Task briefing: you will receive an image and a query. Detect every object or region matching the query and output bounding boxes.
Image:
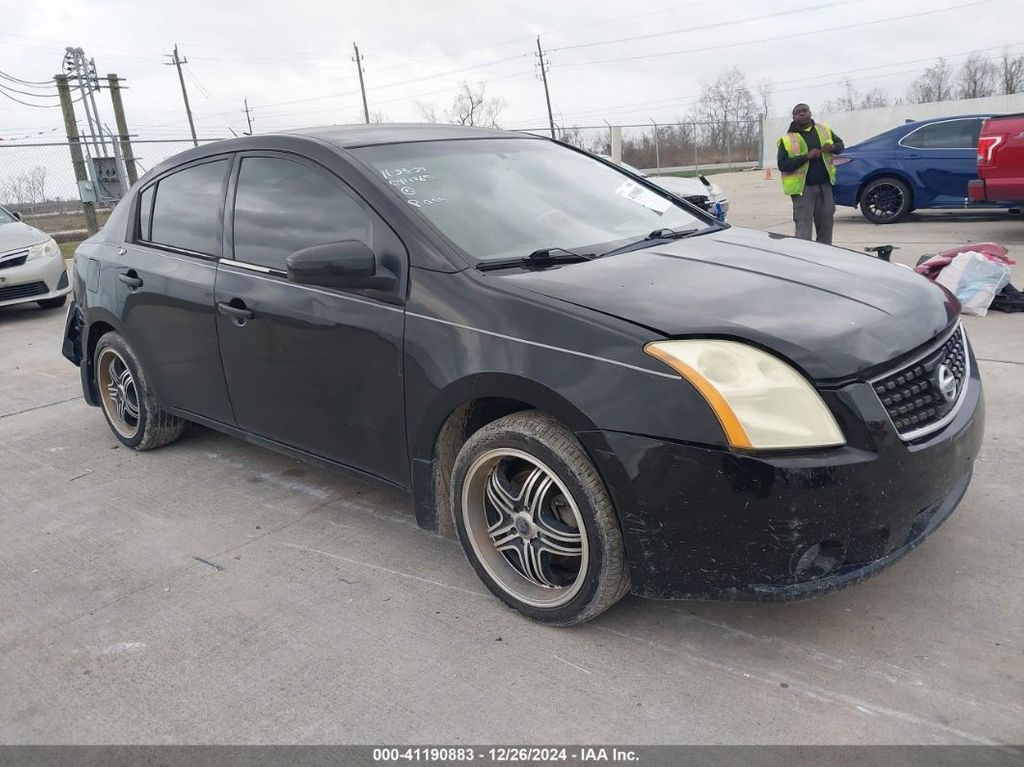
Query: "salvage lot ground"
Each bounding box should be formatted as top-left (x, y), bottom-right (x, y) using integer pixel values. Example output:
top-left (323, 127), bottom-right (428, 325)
top-left (1, 171), bottom-right (1021, 745)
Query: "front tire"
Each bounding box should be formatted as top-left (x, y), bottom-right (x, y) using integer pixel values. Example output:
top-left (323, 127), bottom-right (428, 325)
top-left (860, 177), bottom-right (912, 224)
top-left (451, 412), bottom-right (629, 626)
top-left (94, 331), bottom-right (185, 450)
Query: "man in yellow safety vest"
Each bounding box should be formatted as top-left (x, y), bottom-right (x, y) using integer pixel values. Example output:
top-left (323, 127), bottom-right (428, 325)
top-left (777, 103), bottom-right (845, 245)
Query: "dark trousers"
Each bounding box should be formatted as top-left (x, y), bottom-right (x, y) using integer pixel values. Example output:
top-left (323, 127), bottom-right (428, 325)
top-left (791, 183), bottom-right (835, 245)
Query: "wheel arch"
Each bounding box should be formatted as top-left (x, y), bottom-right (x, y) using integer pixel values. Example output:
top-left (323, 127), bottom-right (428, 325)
top-left (80, 308), bottom-right (127, 407)
top-left (409, 373), bottom-right (603, 537)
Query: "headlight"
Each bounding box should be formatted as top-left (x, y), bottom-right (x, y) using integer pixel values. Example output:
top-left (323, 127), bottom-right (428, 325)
top-left (644, 340), bottom-right (845, 450)
top-left (27, 238), bottom-right (60, 261)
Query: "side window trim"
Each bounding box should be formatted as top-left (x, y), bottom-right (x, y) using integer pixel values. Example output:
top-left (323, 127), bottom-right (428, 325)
top-left (133, 154), bottom-right (235, 260)
top-left (134, 182), bottom-right (156, 242)
top-left (899, 118), bottom-right (979, 150)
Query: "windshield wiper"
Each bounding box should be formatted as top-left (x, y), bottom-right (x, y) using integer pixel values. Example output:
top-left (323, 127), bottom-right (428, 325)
top-left (597, 227), bottom-right (701, 258)
top-left (476, 248), bottom-right (595, 272)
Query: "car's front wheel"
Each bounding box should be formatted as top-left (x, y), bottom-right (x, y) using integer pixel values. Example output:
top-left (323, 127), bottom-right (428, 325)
top-left (94, 331), bottom-right (185, 450)
top-left (860, 177), bottom-right (912, 223)
top-left (451, 412), bottom-right (629, 626)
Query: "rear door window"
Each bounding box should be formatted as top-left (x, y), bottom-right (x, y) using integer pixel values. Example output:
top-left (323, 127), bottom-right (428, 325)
top-left (902, 119), bottom-right (980, 149)
top-left (231, 156), bottom-right (371, 272)
top-left (146, 159), bottom-right (229, 255)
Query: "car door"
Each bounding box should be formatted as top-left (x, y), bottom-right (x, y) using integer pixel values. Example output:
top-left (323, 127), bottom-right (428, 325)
top-left (215, 151), bottom-right (408, 486)
top-left (117, 155), bottom-right (235, 424)
top-left (899, 118), bottom-right (983, 205)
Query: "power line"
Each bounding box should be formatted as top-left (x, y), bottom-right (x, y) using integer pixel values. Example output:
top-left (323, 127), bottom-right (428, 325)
top-left (505, 40), bottom-right (1023, 126)
top-left (550, 0), bottom-right (870, 53)
top-left (0, 68), bottom-right (54, 86)
top-left (0, 84), bottom-right (74, 108)
top-left (0, 80), bottom-right (59, 99)
top-left (553, 0), bottom-right (1000, 68)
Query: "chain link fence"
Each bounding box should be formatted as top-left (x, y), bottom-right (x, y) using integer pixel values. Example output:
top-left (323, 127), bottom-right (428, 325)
top-left (0, 138), bottom-right (225, 241)
top-left (519, 119), bottom-right (765, 174)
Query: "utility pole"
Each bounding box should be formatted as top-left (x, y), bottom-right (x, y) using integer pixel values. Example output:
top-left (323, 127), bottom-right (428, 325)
top-left (243, 97), bottom-right (253, 135)
top-left (535, 36), bottom-right (555, 139)
top-left (353, 43), bottom-right (370, 124)
top-left (55, 74), bottom-right (98, 235)
top-left (107, 74), bottom-right (138, 185)
top-left (167, 44), bottom-right (197, 147)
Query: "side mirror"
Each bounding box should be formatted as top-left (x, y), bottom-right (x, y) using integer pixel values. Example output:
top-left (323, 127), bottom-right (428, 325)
top-left (286, 240), bottom-right (396, 291)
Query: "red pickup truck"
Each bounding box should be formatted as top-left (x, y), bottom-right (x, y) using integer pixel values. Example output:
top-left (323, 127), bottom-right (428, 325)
top-left (968, 113), bottom-right (1024, 210)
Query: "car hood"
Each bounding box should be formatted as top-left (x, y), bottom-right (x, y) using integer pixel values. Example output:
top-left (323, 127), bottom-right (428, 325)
top-left (497, 226), bottom-right (958, 380)
top-left (0, 221), bottom-right (48, 253)
top-left (650, 176), bottom-right (725, 199)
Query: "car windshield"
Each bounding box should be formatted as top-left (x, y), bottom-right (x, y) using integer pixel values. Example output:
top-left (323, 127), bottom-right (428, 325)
top-left (352, 138), bottom-right (710, 262)
top-left (0, 207), bottom-right (17, 225)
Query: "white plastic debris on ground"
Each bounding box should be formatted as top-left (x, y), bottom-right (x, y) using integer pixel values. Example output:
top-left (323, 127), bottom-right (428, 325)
top-left (934, 251), bottom-right (1013, 317)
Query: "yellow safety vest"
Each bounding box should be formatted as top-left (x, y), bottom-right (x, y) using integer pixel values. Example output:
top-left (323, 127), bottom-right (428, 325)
top-left (777, 123), bottom-right (836, 196)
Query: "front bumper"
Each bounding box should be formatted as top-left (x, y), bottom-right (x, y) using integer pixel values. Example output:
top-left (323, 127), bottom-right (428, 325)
top-left (0, 253), bottom-right (70, 308)
top-left (579, 357), bottom-right (985, 601)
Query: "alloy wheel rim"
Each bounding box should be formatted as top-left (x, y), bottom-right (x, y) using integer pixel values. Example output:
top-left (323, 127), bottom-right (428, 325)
top-left (97, 348), bottom-right (140, 439)
top-left (866, 183), bottom-right (904, 219)
top-left (462, 448), bottom-right (589, 608)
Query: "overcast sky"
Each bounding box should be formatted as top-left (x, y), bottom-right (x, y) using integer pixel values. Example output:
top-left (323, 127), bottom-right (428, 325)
top-left (0, 0), bottom-right (1020, 141)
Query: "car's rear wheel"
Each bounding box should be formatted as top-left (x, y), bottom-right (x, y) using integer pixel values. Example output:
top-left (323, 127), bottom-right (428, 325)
top-left (37, 296), bottom-right (67, 310)
top-left (451, 412), bottom-right (629, 626)
top-left (94, 332), bottom-right (185, 450)
top-left (860, 177), bottom-right (912, 224)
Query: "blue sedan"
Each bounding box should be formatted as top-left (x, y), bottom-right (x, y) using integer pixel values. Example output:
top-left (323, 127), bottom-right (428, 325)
top-left (833, 114), bottom-right (1007, 223)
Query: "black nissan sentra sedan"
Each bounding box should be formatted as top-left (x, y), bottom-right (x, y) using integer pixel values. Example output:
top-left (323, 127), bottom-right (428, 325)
top-left (62, 125), bottom-right (983, 625)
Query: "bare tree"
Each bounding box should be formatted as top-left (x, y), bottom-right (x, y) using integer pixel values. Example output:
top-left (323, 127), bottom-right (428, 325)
top-left (907, 58), bottom-right (954, 103)
top-left (369, 110), bottom-right (391, 124)
top-left (418, 81), bottom-right (505, 128)
top-left (689, 67), bottom-right (757, 151)
top-left (824, 79), bottom-right (889, 112)
top-left (448, 81), bottom-right (505, 128)
top-left (0, 166), bottom-right (48, 209)
top-left (416, 102), bottom-right (441, 124)
top-left (999, 47), bottom-right (1024, 94)
top-left (956, 53), bottom-right (997, 99)
top-left (755, 78), bottom-right (772, 121)
top-left (859, 88), bottom-right (889, 109)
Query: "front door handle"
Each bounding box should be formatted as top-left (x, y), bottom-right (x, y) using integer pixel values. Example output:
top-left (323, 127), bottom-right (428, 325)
top-left (217, 301), bottom-right (254, 323)
top-left (118, 271), bottom-right (143, 289)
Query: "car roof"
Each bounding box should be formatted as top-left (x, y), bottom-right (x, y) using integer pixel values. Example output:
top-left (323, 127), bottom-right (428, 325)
top-left (277, 123), bottom-right (537, 148)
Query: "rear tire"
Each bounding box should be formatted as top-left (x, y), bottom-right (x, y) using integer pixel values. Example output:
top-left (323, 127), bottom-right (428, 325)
top-left (94, 331), bottom-right (185, 450)
top-left (860, 177), bottom-right (912, 224)
top-left (38, 295), bottom-right (67, 310)
top-left (451, 411), bottom-right (629, 626)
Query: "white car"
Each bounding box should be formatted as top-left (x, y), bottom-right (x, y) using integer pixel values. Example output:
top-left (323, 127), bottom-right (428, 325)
top-left (599, 156), bottom-right (729, 222)
top-left (0, 205), bottom-right (70, 310)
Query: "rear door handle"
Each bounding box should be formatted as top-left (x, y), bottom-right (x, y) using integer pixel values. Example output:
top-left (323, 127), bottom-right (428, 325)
top-left (117, 271), bottom-right (143, 289)
top-left (217, 301), bottom-right (254, 322)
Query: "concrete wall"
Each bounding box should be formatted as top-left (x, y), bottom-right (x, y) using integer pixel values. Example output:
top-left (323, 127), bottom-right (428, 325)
top-left (761, 93), bottom-right (1024, 166)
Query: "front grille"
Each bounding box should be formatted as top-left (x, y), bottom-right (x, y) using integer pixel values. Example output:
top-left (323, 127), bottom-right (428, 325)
top-left (0, 250), bottom-right (29, 270)
top-left (0, 281), bottom-right (48, 302)
top-left (872, 325), bottom-right (969, 440)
